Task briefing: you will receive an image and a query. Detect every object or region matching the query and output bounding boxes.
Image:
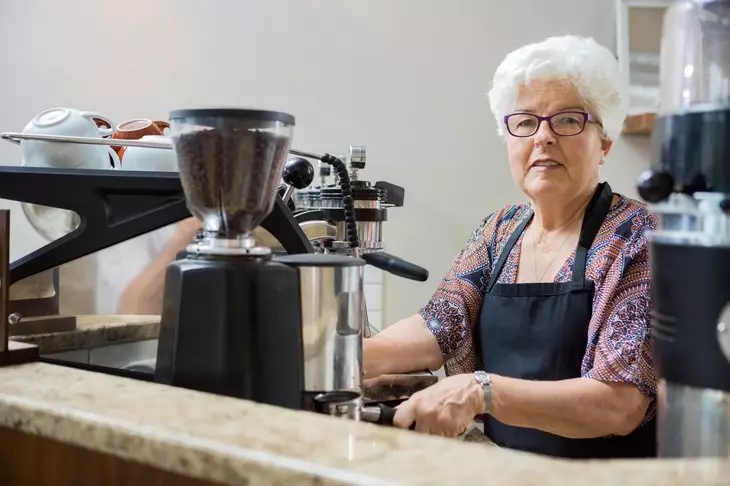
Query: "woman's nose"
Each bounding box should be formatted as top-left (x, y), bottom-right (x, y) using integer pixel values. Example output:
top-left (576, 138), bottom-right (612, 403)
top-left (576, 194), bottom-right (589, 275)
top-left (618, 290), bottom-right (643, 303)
top-left (533, 120), bottom-right (556, 146)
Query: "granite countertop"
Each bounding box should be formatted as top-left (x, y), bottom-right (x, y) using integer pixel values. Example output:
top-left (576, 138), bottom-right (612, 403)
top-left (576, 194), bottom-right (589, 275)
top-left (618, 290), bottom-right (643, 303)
top-left (0, 362), bottom-right (727, 485)
top-left (10, 315), bottom-right (160, 354)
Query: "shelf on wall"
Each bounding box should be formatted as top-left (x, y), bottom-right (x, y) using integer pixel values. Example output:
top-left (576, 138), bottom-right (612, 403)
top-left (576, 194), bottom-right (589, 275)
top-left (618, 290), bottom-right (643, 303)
top-left (615, 0), bottom-right (671, 137)
top-left (623, 112), bottom-right (656, 135)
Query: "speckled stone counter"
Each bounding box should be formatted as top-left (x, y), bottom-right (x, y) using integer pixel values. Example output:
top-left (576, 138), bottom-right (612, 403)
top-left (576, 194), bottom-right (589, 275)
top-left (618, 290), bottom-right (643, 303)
top-left (10, 315), bottom-right (160, 354)
top-left (0, 363), bottom-right (726, 485)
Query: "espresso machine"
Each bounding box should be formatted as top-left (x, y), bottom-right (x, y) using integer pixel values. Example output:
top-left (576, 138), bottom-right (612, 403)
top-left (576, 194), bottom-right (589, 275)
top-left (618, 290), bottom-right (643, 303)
top-left (288, 146), bottom-right (404, 257)
top-left (279, 147), bottom-right (418, 338)
top-left (153, 108), bottom-right (430, 420)
top-left (636, 0), bottom-right (730, 458)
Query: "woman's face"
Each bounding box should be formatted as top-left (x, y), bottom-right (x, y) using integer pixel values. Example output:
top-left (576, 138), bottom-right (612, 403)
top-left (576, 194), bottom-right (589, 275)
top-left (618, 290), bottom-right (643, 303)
top-left (505, 79), bottom-right (612, 202)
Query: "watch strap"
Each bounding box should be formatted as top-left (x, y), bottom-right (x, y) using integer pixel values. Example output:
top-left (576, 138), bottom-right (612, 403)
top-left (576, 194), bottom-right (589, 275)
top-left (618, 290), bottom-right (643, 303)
top-left (474, 371), bottom-right (493, 414)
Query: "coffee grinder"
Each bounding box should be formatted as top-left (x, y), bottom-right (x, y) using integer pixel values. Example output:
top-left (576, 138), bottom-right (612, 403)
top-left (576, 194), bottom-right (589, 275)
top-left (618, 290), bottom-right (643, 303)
top-left (154, 108), bottom-right (307, 409)
top-left (636, 0), bottom-right (730, 458)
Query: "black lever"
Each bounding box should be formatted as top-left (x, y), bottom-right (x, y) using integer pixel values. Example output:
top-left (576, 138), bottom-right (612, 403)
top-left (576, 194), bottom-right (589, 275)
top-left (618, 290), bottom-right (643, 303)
top-left (361, 252), bottom-right (429, 282)
top-left (282, 157), bottom-right (315, 189)
top-left (374, 181), bottom-right (405, 207)
top-left (364, 403), bottom-right (416, 430)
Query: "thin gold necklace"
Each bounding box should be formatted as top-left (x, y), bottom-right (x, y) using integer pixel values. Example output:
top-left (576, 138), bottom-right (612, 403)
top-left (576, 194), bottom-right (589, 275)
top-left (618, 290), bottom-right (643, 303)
top-left (533, 231), bottom-right (572, 281)
top-left (530, 193), bottom-right (593, 282)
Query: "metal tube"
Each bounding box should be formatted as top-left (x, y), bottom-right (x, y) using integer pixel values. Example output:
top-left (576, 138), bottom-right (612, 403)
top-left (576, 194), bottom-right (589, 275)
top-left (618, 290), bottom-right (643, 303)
top-left (281, 185), bottom-right (296, 204)
top-left (1, 132), bottom-right (173, 149)
top-left (1, 132), bottom-right (325, 161)
top-left (288, 148), bottom-right (324, 160)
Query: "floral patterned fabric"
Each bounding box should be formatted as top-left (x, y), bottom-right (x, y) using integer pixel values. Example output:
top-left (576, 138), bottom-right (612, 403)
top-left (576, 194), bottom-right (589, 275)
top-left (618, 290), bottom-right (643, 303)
top-left (419, 192), bottom-right (658, 404)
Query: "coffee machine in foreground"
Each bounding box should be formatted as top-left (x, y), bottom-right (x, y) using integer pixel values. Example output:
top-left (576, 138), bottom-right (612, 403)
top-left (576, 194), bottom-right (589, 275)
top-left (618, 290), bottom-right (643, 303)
top-left (637, 0), bottom-right (730, 458)
top-left (154, 108), bottom-right (429, 422)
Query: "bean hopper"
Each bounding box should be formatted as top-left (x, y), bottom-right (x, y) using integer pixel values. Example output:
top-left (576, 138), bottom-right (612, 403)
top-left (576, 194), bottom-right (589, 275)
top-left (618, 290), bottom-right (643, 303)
top-left (636, 0), bottom-right (730, 459)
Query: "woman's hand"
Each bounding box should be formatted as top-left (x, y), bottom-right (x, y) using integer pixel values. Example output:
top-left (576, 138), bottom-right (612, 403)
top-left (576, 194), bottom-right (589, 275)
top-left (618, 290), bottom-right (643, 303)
top-left (393, 373), bottom-right (485, 437)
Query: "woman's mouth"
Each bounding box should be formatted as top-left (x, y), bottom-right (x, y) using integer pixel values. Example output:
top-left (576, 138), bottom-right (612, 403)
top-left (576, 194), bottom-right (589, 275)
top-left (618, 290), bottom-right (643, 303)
top-left (530, 159), bottom-right (562, 170)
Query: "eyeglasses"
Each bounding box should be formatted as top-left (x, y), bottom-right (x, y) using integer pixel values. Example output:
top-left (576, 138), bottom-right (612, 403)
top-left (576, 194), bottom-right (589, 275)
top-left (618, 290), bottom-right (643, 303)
top-left (503, 111), bottom-right (600, 138)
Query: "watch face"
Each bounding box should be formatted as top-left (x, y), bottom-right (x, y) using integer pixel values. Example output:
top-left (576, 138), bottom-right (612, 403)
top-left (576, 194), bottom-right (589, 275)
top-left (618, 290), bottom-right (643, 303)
top-left (475, 371), bottom-right (490, 384)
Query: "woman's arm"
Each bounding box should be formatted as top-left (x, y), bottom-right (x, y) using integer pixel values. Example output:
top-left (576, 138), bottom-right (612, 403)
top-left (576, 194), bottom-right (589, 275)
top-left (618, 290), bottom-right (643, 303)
top-left (392, 371), bottom-right (649, 438)
top-left (117, 218), bottom-right (200, 314)
top-left (487, 375), bottom-right (650, 438)
top-left (364, 314), bottom-right (443, 378)
top-left (364, 211), bottom-right (500, 379)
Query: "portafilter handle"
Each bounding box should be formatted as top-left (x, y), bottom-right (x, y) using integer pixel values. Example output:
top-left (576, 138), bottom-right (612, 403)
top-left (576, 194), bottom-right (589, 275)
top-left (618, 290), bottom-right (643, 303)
top-left (362, 403), bottom-right (416, 430)
top-left (361, 252), bottom-right (429, 282)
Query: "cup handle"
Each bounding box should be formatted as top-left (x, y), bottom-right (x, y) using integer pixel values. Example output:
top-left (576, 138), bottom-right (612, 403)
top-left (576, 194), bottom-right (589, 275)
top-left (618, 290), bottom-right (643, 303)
top-left (81, 111), bottom-right (116, 138)
top-left (107, 146), bottom-right (121, 169)
top-left (154, 120), bottom-right (170, 135)
top-left (117, 146), bottom-right (127, 165)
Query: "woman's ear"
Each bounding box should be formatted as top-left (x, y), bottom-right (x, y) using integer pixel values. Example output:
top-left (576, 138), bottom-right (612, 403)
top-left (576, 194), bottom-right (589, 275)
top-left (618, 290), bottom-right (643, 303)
top-left (600, 137), bottom-right (613, 165)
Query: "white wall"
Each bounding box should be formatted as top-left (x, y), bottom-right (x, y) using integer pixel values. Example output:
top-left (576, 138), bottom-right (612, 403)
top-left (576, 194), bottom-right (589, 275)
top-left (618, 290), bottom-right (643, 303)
top-left (0, 0), bottom-right (652, 324)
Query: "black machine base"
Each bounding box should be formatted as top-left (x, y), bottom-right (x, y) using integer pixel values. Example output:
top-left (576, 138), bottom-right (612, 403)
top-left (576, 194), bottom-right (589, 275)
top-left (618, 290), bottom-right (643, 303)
top-left (154, 254), bottom-right (305, 410)
top-left (651, 240), bottom-right (730, 392)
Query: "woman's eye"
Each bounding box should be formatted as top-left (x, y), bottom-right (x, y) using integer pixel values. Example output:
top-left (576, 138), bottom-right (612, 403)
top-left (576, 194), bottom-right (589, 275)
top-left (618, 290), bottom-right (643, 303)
top-left (518, 119), bottom-right (536, 128)
top-left (558, 116), bottom-right (580, 125)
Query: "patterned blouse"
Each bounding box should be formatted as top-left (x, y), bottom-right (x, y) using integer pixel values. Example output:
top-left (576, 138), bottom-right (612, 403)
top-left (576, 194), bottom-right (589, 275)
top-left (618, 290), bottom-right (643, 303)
top-left (419, 191), bottom-right (658, 402)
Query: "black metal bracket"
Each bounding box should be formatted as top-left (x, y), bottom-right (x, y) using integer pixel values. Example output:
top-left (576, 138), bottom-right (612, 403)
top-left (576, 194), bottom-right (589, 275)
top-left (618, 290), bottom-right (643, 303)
top-left (0, 166), bottom-right (312, 284)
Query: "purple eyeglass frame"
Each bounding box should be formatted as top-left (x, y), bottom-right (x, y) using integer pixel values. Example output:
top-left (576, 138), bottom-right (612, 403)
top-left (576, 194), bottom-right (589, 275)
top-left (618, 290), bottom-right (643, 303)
top-left (503, 111), bottom-right (601, 137)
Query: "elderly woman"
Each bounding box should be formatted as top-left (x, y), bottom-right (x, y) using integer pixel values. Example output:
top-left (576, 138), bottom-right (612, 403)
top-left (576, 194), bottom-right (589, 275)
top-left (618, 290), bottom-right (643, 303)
top-left (364, 35), bottom-right (656, 459)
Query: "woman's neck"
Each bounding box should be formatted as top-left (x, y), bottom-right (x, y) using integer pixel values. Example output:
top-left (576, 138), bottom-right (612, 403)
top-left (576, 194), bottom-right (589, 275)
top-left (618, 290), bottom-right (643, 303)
top-left (531, 182), bottom-right (598, 233)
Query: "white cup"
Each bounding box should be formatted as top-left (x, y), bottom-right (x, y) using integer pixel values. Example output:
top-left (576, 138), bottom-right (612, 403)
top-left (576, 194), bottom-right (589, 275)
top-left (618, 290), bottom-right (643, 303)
top-left (21, 107), bottom-right (120, 170)
top-left (119, 135), bottom-right (177, 172)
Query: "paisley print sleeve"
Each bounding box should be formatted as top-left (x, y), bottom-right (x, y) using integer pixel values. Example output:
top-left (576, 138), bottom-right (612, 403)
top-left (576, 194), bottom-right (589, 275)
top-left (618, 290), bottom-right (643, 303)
top-left (418, 212), bottom-right (498, 376)
top-left (584, 209), bottom-right (658, 400)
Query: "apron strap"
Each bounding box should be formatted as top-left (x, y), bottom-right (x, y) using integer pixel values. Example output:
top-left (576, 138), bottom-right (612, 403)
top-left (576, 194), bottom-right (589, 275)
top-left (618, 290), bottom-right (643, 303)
top-left (571, 182), bottom-right (614, 286)
top-left (486, 212), bottom-right (533, 293)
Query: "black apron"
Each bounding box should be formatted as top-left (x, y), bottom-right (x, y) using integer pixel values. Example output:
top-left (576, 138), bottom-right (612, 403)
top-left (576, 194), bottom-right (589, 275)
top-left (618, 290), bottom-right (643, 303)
top-left (477, 182), bottom-right (656, 459)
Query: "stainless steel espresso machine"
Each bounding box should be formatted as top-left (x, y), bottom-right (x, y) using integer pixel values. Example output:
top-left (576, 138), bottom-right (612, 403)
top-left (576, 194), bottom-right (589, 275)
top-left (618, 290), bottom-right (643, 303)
top-left (289, 145), bottom-right (404, 257)
top-left (152, 108), bottom-right (430, 423)
top-left (277, 147), bottom-right (419, 338)
top-left (636, 0), bottom-right (730, 458)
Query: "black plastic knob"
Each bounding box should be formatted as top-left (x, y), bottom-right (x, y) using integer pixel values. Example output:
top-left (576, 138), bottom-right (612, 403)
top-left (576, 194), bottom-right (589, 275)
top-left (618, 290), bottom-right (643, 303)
top-left (283, 158), bottom-right (315, 189)
top-left (636, 170), bottom-right (674, 203)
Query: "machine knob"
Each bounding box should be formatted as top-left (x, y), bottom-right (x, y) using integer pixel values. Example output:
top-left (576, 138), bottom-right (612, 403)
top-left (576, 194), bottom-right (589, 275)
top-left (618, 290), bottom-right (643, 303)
top-left (349, 145), bottom-right (366, 170)
top-left (283, 157), bottom-right (315, 189)
top-left (636, 170), bottom-right (674, 203)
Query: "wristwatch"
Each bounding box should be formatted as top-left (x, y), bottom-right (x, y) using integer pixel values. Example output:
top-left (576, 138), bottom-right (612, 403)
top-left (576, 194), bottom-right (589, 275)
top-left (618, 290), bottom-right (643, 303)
top-left (474, 370), bottom-right (493, 414)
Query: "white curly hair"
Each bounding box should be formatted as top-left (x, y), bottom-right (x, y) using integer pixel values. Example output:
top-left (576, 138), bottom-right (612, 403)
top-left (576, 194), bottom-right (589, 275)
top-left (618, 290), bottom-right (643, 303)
top-left (487, 35), bottom-right (630, 141)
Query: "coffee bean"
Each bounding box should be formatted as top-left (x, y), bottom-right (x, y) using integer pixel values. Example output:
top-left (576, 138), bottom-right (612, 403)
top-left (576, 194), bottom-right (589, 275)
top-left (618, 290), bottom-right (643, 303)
top-left (174, 127), bottom-right (290, 238)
